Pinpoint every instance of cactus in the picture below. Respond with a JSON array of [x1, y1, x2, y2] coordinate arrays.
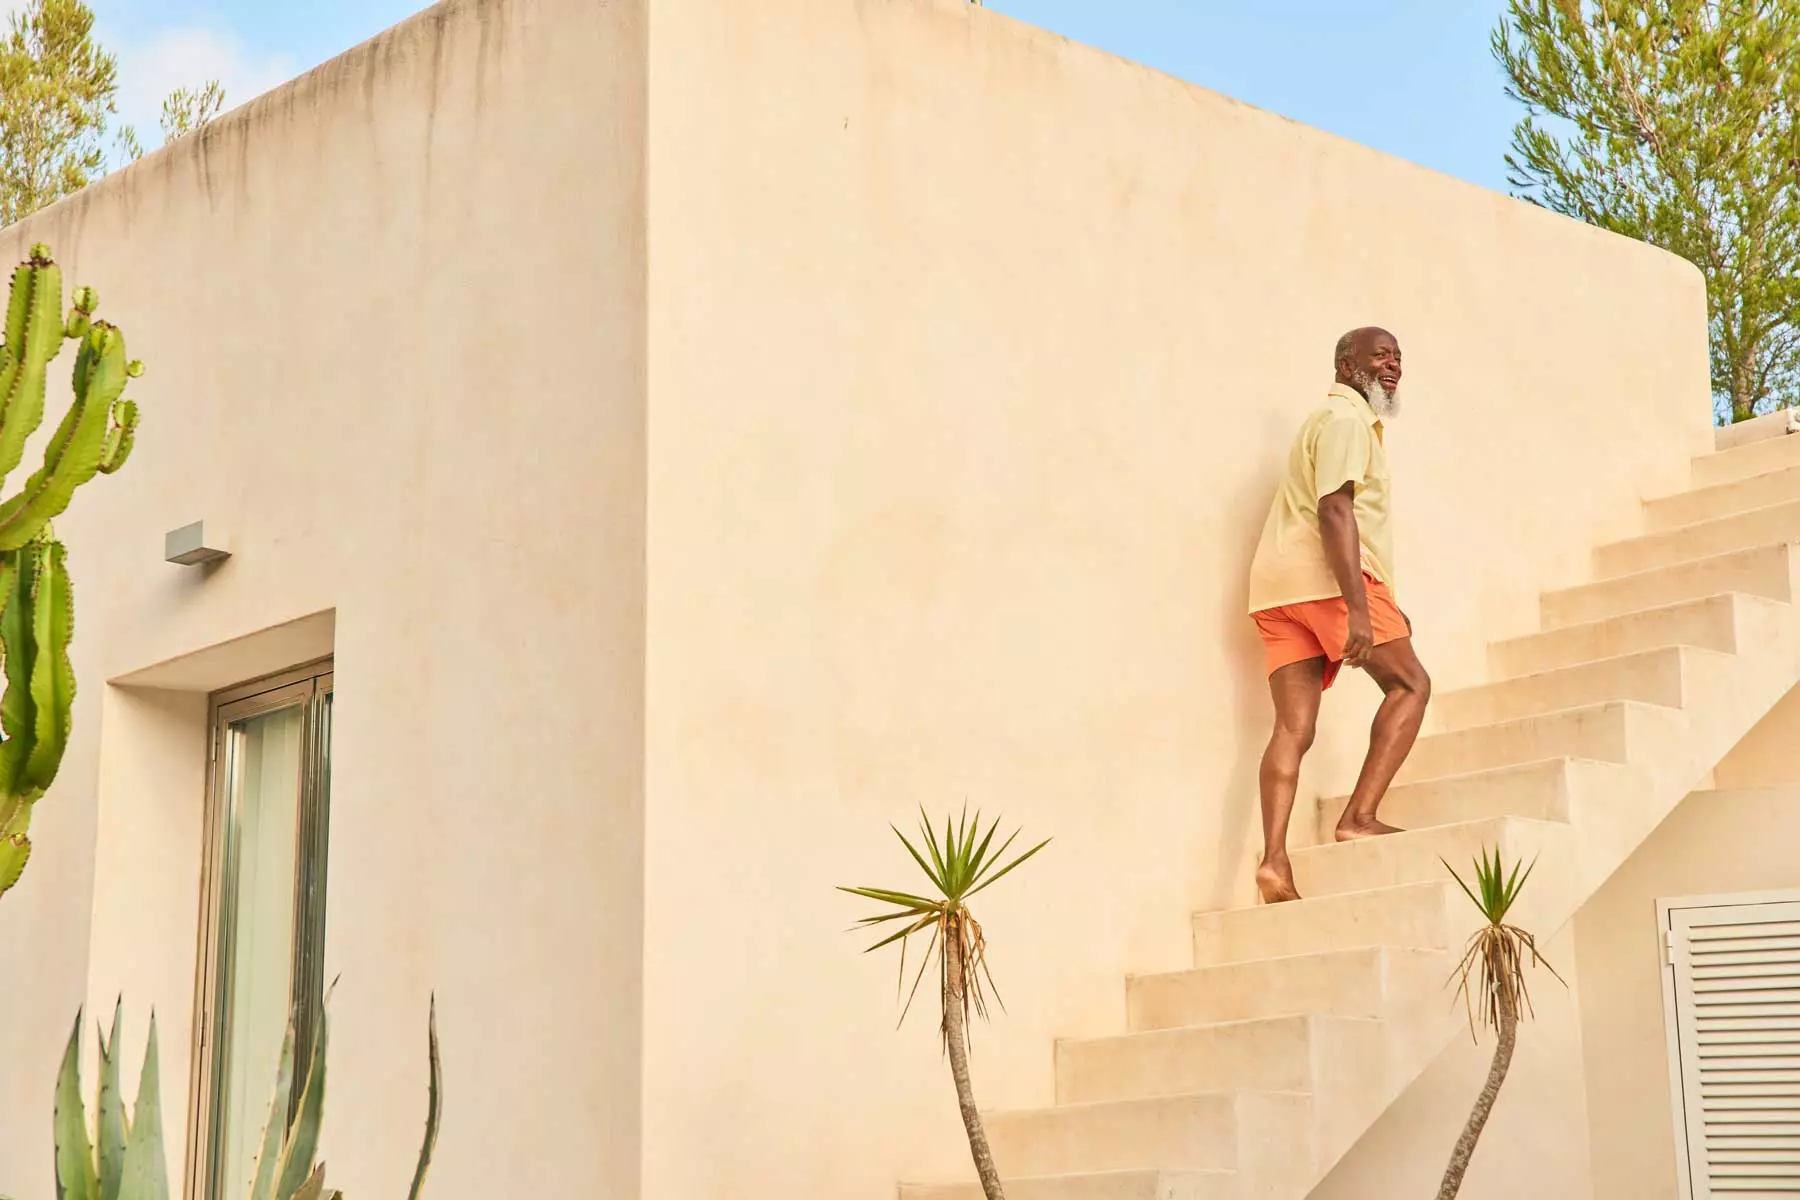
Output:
[[0, 244, 142, 902], [42, 996, 441, 1200]]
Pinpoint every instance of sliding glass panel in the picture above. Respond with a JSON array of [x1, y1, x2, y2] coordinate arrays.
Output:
[[213, 699, 307, 1199]]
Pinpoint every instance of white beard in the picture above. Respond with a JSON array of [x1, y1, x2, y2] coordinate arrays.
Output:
[[1361, 375, 1401, 420]]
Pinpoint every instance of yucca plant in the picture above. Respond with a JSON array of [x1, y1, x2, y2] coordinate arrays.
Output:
[[1436, 848, 1564, 1200], [39, 993, 440, 1200], [841, 808, 1049, 1200]]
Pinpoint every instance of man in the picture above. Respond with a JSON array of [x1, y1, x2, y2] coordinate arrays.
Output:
[[1245, 327, 1432, 904]]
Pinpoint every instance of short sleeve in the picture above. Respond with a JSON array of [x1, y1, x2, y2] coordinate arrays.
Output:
[[1311, 414, 1373, 502]]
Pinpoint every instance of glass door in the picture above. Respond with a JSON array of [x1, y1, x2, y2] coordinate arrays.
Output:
[[189, 663, 332, 1200]]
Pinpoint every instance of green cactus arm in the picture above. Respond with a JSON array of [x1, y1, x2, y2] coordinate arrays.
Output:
[[118, 1015, 170, 1200], [0, 548, 37, 835], [0, 324, 128, 553], [97, 999, 127, 1200], [25, 539, 75, 791], [54, 1010, 98, 1200], [0, 828, 28, 896], [247, 1020, 299, 1200], [98, 400, 138, 475], [0, 252, 65, 491], [405, 998, 441, 1200], [271, 992, 331, 1200]]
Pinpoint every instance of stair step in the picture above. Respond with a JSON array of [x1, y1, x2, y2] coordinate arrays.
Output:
[[1055, 1014, 1382, 1106], [901, 1170, 1236, 1200], [1397, 700, 1684, 783], [1435, 646, 1718, 730], [983, 1091, 1312, 1178], [1493, 592, 1766, 677], [1540, 542, 1797, 629], [1289, 817, 1573, 899], [1595, 498, 1800, 577], [1648, 462, 1800, 530], [1128, 946, 1453, 1031], [1192, 881, 1463, 966], [1316, 758, 1647, 837], [1692, 429, 1800, 487]]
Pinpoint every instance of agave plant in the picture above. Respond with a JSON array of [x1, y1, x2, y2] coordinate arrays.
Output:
[[42, 993, 440, 1200], [841, 808, 1050, 1200], [1436, 848, 1564, 1200]]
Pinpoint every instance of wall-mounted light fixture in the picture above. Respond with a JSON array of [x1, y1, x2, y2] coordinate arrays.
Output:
[[165, 521, 231, 566]]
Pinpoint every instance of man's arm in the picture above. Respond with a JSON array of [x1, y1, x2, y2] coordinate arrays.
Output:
[[1318, 481, 1373, 667]]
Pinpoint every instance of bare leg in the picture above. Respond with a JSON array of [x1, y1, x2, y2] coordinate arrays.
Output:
[[1257, 658, 1325, 903], [1335, 637, 1432, 842]]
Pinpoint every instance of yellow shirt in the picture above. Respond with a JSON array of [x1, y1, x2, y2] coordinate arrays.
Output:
[[1247, 383, 1394, 614]]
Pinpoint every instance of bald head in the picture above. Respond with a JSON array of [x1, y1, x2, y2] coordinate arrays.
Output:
[[1334, 326, 1404, 416]]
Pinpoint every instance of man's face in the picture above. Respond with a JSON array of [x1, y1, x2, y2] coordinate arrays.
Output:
[[1350, 332, 1403, 397]]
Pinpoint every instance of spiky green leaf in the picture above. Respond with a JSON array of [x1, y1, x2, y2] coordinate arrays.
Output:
[[247, 1019, 299, 1200], [117, 1016, 169, 1200], [272, 991, 331, 1200], [405, 997, 442, 1200], [96, 1000, 126, 1200], [53, 1011, 97, 1200]]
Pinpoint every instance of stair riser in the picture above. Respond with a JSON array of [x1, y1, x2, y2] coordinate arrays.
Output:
[[1493, 597, 1740, 678], [1129, 948, 1415, 1030], [1192, 884, 1459, 967], [1433, 650, 1690, 732], [1057, 1017, 1380, 1106], [1539, 544, 1795, 630], [1647, 465, 1800, 530], [901, 1171, 1236, 1200], [1596, 501, 1800, 578], [1397, 704, 1681, 784], [1321, 760, 1647, 840], [1290, 819, 1574, 899], [983, 1093, 1312, 1179], [1692, 431, 1800, 488]]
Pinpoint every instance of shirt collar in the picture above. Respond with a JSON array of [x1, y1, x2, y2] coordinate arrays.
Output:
[[1328, 381, 1381, 428]]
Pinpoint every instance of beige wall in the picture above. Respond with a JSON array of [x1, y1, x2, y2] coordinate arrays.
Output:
[[1575, 785, 1800, 1200], [0, 0, 1725, 1196], [0, 1, 647, 1197], [640, 0, 1710, 1194]]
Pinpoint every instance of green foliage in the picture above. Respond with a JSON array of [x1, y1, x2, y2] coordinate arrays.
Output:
[[841, 808, 1049, 1041], [1494, 1, 1800, 424], [0, 244, 141, 902], [40, 995, 442, 1200], [0, 0, 119, 228], [1442, 848, 1564, 1038], [159, 80, 225, 142]]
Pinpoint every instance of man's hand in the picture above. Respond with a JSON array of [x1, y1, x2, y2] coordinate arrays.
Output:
[[1343, 605, 1374, 668]]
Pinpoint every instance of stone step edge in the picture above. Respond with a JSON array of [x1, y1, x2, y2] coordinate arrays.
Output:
[[1543, 541, 1797, 609], [898, 1168, 1235, 1195], [1124, 942, 1445, 987], [981, 1087, 1314, 1125]]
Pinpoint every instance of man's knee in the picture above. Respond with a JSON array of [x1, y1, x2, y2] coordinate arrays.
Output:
[[1273, 712, 1319, 753]]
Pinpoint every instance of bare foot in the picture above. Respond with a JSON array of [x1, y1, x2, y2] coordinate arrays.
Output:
[[1335, 816, 1404, 842], [1256, 857, 1302, 904]]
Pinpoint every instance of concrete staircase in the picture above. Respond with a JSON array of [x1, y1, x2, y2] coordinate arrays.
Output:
[[902, 427, 1800, 1199]]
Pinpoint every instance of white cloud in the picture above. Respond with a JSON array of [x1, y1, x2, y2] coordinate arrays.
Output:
[[113, 25, 297, 149]]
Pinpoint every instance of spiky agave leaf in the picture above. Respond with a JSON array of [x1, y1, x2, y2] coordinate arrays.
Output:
[[247, 1018, 299, 1200], [271, 984, 334, 1200], [117, 1015, 169, 1200], [841, 806, 1049, 1048], [405, 996, 443, 1200], [53, 1010, 97, 1200], [96, 999, 127, 1200]]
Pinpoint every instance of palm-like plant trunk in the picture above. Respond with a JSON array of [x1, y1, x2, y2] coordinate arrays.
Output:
[[1436, 984, 1518, 1199], [945, 915, 1006, 1200]]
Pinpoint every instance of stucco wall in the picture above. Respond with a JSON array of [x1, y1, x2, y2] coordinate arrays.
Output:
[[1574, 786, 1800, 1200], [0, 0, 647, 1196], [640, 0, 1710, 1195]]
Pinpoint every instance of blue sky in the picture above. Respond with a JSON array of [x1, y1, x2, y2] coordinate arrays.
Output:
[[80, 0, 1523, 192]]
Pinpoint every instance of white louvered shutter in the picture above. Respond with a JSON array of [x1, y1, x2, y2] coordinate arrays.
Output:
[[1668, 899, 1800, 1198]]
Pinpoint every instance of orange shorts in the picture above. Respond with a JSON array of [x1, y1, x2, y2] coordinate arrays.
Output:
[[1252, 575, 1410, 690]]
